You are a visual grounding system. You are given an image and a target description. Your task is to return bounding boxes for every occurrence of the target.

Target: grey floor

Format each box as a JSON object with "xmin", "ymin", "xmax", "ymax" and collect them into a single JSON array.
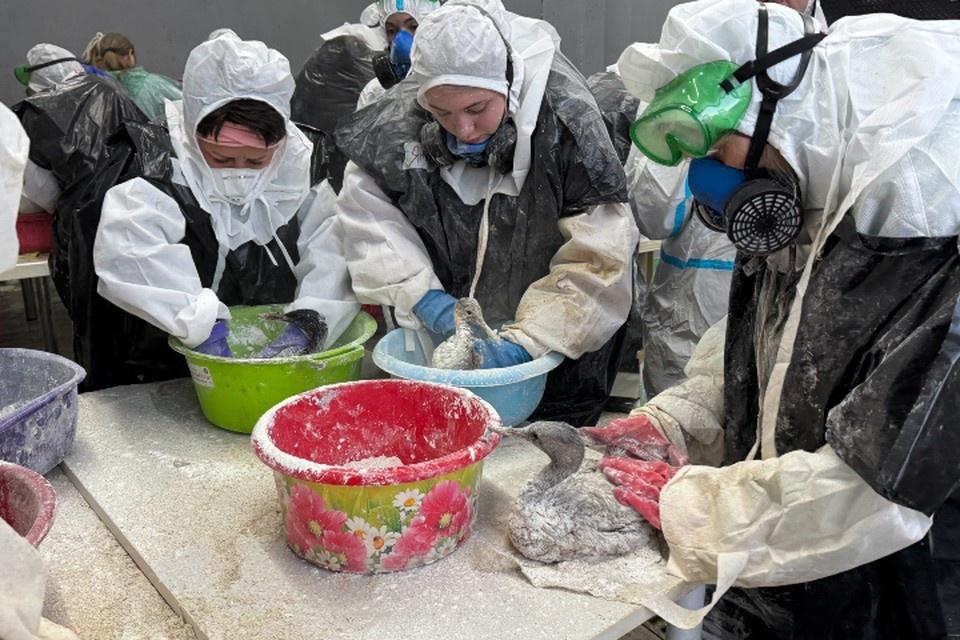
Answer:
[{"xmin": 0, "ymin": 278, "xmax": 73, "ymax": 355}]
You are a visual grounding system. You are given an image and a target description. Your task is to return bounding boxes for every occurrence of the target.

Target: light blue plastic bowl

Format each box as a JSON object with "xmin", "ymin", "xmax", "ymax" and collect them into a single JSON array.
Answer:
[{"xmin": 372, "ymin": 329, "xmax": 564, "ymax": 427}]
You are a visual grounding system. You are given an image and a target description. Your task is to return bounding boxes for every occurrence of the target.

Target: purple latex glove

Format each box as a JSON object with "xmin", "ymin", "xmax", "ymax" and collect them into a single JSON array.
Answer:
[
  {"xmin": 258, "ymin": 324, "xmax": 311, "ymax": 358},
  {"xmin": 193, "ymin": 319, "xmax": 232, "ymax": 357},
  {"xmin": 475, "ymin": 337, "xmax": 531, "ymax": 369}
]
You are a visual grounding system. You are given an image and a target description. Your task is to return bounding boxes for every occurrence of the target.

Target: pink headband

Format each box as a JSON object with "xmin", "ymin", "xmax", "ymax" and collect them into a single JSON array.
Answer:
[{"xmin": 197, "ymin": 121, "xmax": 280, "ymax": 149}]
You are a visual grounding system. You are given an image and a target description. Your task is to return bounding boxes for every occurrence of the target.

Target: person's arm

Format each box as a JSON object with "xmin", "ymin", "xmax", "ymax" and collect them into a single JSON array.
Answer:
[
  {"xmin": 659, "ymin": 446, "xmax": 932, "ymax": 588},
  {"xmin": 636, "ymin": 321, "xmax": 932, "ymax": 589},
  {"xmin": 19, "ymin": 160, "xmax": 59, "ymax": 214},
  {"xmin": 94, "ymin": 178, "xmax": 228, "ymax": 347},
  {"xmin": 1, "ymin": 106, "xmax": 28, "ymax": 271},
  {"xmin": 336, "ymin": 161, "xmax": 443, "ymax": 329},
  {"xmin": 287, "ymin": 179, "xmax": 361, "ymax": 348},
  {"xmin": 498, "ymin": 200, "xmax": 639, "ymax": 359},
  {"xmin": 624, "ymin": 141, "xmax": 691, "ymax": 241}
]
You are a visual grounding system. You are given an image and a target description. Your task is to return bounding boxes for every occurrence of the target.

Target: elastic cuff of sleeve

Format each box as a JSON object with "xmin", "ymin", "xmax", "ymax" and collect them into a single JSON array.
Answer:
[
  {"xmin": 176, "ymin": 289, "xmax": 227, "ymax": 348},
  {"xmin": 498, "ymin": 326, "xmax": 550, "ymax": 359}
]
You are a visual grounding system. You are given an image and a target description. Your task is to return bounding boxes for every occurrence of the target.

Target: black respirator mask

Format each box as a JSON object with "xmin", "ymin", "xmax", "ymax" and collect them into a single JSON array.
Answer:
[{"xmin": 688, "ymin": 7, "xmax": 824, "ymax": 255}]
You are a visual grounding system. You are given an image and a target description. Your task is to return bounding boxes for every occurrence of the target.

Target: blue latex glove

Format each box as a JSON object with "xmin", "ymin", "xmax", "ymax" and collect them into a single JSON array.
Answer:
[
  {"xmin": 193, "ymin": 319, "xmax": 232, "ymax": 357},
  {"xmin": 412, "ymin": 290, "xmax": 457, "ymax": 337},
  {"xmin": 258, "ymin": 324, "xmax": 310, "ymax": 359},
  {"xmin": 475, "ymin": 337, "xmax": 532, "ymax": 369}
]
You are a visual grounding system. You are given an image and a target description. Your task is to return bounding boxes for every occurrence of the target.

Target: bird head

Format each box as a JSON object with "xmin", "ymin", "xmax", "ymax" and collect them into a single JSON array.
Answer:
[
  {"xmin": 262, "ymin": 309, "xmax": 329, "ymax": 352},
  {"xmin": 454, "ymin": 297, "xmax": 498, "ymax": 340},
  {"xmin": 499, "ymin": 421, "xmax": 586, "ymax": 478}
]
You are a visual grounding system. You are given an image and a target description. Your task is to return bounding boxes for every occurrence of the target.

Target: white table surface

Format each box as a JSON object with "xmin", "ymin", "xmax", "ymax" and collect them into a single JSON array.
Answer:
[{"xmin": 56, "ymin": 378, "xmax": 679, "ymax": 640}]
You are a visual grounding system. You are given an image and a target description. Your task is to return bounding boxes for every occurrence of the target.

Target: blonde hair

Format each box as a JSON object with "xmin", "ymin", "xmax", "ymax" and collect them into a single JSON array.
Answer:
[{"xmin": 83, "ymin": 32, "xmax": 135, "ymax": 71}]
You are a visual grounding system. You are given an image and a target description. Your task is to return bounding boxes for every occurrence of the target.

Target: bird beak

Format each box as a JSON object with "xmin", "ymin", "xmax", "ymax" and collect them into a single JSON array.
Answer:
[
  {"xmin": 490, "ymin": 425, "xmax": 533, "ymax": 441},
  {"xmin": 483, "ymin": 325, "xmax": 499, "ymax": 341}
]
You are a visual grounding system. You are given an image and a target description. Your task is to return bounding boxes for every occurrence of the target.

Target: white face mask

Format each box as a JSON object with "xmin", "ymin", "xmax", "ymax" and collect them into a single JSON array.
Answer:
[{"xmin": 209, "ymin": 167, "xmax": 271, "ymax": 206}]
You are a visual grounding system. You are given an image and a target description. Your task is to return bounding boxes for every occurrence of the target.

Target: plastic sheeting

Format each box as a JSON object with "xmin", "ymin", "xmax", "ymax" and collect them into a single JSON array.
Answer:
[
  {"xmin": 336, "ymin": 51, "xmax": 630, "ymax": 425},
  {"xmin": 714, "ymin": 217, "xmax": 960, "ymax": 636},
  {"xmin": 291, "ymin": 34, "xmax": 378, "ymax": 190},
  {"xmin": 10, "ymin": 75, "xmax": 147, "ymax": 326},
  {"xmin": 586, "ymin": 70, "xmax": 640, "ymax": 165},
  {"xmin": 111, "ymin": 67, "xmax": 182, "ymax": 120}
]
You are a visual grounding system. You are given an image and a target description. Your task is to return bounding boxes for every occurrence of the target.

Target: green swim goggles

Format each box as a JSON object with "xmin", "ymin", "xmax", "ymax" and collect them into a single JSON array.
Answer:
[{"xmin": 630, "ymin": 7, "xmax": 826, "ymax": 167}]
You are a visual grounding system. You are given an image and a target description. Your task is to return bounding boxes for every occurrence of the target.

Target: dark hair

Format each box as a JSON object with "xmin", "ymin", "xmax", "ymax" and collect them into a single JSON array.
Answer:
[{"xmin": 196, "ymin": 99, "xmax": 286, "ymax": 147}]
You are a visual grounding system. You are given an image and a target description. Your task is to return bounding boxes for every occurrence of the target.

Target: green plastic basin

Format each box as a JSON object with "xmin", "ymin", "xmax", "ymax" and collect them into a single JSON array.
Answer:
[{"xmin": 169, "ymin": 306, "xmax": 377, "ymax": 433}]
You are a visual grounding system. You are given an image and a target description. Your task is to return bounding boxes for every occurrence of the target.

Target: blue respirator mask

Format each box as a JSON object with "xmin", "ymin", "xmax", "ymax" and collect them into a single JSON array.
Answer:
[{"xmin": 372, "ymin": 29, "xmax": 414, "ymax": 90}]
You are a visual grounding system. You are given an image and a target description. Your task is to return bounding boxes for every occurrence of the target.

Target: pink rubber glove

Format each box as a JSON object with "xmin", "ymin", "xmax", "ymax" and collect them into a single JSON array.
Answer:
[
  {"xmin": 581, "ymin": 414, "xmax": 689, "ymax": 466},
  {"xmin": 598, "ymin": 457, "xmax": 682, "ymax": 530}
]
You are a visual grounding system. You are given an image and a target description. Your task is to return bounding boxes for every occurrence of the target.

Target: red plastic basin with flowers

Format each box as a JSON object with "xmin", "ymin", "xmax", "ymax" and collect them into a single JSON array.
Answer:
[
  {"xmin": 251, "ymin": 379, "xmax": 501, "ymax": 573},
  {"xmin": 0, "ymin": 461, "xmax": 57, "ymax": 546}
]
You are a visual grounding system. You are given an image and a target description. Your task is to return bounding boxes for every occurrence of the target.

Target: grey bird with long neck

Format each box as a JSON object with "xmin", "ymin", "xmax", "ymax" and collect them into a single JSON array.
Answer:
[
  {"xmin": 501, "ymin": 421, "xmax": 655, "ymax": 563},
  {"xmin": 430, "ymin": 298, "xmax": 499, "ymax": 370}
]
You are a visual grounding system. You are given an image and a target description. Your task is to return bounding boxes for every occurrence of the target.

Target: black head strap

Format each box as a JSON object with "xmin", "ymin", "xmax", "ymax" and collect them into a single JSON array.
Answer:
[
  {"xmin": 25, "ymin": 57, "xmax": 79, "ymax": 73},
  {"xmin": 721, "ymin": 5, "xmax": 826, "ymax": 169}
]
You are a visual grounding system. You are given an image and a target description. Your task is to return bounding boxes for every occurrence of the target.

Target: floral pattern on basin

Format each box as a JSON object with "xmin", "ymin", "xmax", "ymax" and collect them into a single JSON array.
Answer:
[{"xmin": 276, "ymin": 461, "xmax": 484, "ymax": 573}]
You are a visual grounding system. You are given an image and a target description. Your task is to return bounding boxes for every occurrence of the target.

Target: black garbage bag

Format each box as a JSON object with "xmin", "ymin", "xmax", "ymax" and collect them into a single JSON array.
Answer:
[
  {"xmin": 336, "ymin": 52, "xmax": 631, "ymax": 425},
  {"xmin": 710, "ymin": 217, "xmax": 960, "ymax": 637},
  {"xmin": 586, "ymin": 70, "xmax": 641, "ymax": 165},
  {"xmin": 291, "ymin": 34, "xmax": 378, "ymax": 190},
  {"xmin": 12, "ymin": 75, "xmax": 148, "ymax": 315},
  {"xmin": 586, "ymin": 70, "xmax": 645, "ymax": 375},
  {"xmin": 821, "ymin": 0, "xmax": 960, "ymax": 21}
]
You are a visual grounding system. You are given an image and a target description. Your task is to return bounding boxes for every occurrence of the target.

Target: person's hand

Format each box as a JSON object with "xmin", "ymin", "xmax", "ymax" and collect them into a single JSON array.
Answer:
[
  {"xmin": 581, "ymin": 414, "xmax": 689, "ymax": 465},
  {"xmin": 258, "ymin": 324, "xmax": 310, "ymax": 358},
  {"xmin": 192, "ymin": 319, "xmax": 232, "ymax": 357},
  {"xmin": 476, "ymin": 337, "xmax": 531, "ymax": 369},
  {"xmin": 598, "ymin": 457, "xmax": 682, "ymax": 529},
  {"xmin": 257, "ymin": 309, "xmax": 327, "ymax": 358},
  {"xmin": 412, "ymin": 290, "xmax": 457, "ymax": 338}
]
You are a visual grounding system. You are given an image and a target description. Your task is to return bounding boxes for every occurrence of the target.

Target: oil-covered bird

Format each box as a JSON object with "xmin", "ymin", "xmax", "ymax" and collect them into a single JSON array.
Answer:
[
  {"xmin": 501, "ymin": 421, "xmax": 655, "ymax": 563},
  {"xmin": 431, "ymin": 298, "xmax": 499, "ymax": 370},
  {"xmin": 258, "ymin": 309, "xmax": 328, "ymax": 358}
]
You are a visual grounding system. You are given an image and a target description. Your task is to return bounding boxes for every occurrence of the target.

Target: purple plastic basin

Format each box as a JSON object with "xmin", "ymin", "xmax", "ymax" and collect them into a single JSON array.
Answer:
[
  {"xmin": 0, "ymin": 461, "xmax": 56, "ymax": 546},
  {"xmin": 0, "ymin": 349, "xmax": 86, "ymax": 475}
]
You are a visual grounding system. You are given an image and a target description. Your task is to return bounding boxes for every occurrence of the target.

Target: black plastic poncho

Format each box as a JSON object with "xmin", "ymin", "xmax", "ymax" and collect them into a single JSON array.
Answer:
[
  {"xmin": 336, "ymin": 52, "xmax": 631, "ymax": 426},
  {"xmin": 291, "ymin": 35, "xmax": 378, "ymax": 190},
  {"xmin": 707, "ymin": 217, "xmax": 960, "ymax": 638}
]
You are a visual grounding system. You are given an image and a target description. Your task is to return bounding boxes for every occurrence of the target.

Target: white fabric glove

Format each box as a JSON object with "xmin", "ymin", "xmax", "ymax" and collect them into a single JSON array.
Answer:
[
  {"xmin": 336, "ymin": 161, "xmax": 444, "ymax": 329},
  {"xmin": 1, "ymin": 104, "xmax": 29, "ymax": 273},
  {"xmin": 499, "ymin": 201, "xmax": 639, "ymax": 359},
  {"xmin": 95, "ymin": 178, "xmax": 228, "ymax": 348},
  {"xmin": 286, "ymin": 179, "xmax": 360, "ymax": 348}
]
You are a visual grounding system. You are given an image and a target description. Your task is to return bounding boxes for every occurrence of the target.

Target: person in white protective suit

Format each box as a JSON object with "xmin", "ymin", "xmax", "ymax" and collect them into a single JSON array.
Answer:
[
  {"xmin": 628, "ymin": 0, "xmax": 824, "ymax": 398},
  {"xmin": 581, "ymin": 0, "xmax": 960, "ymax": 637},
  {"xmin": 355, "ymin": 0, "xmax": 443, "ymax": 109},
  {"xmin": 0, "ymin": 104, "xmax": 29, "ymax": 272},
  {"xmin": 335, "ymin": 0, "xmax": 639, "ymax": 426},
  {"xmin": 94, "ymin": 31, "xmax": 358, "ymax": 380}
]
